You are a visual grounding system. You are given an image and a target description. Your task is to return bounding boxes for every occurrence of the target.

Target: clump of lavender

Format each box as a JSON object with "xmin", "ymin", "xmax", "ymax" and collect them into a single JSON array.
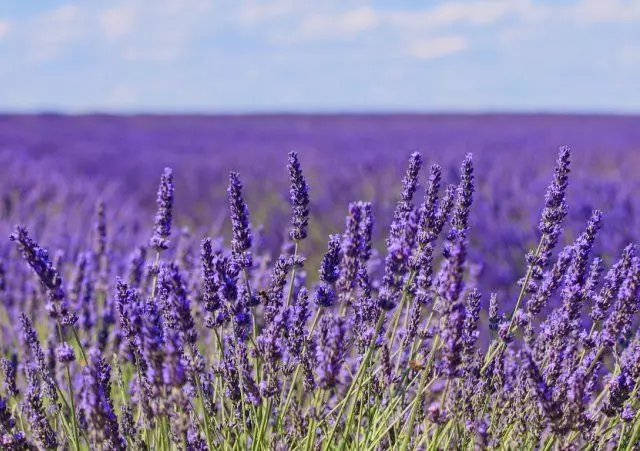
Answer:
[
  {"xmin": 287, "ymin": 151, "xmax": 310, "ymax": 243},
  {"xmin": 10, "ymin": 226, "xmax": 77, "ymax": 325},
  {"xmin": 314, "ymin": 234, "xmax": 342, "ymax": 307},
  {"xmin": 149, "ymin": 167, "xmax": 174, "ymax": 251},
  {"xmin": 2, "ymin": 147, "xmax": 640, "ymax": 450},
  {"xmin": 228, "ymin": 172, "xmax": 252, "ymax": 268}
]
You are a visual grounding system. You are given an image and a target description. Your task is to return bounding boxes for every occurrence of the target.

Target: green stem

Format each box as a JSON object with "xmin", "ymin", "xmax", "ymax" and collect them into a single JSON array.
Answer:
[
  {"xmin": 286, "ymin": 242, "xmax": 299, "ymax": 307},
  {"xmin": 323, "ymin": 314, "xmax": 385, "ymax": 450},
  {"xmin": 195, "ymin": 376, "xmax": 214, "ymax": 451},
  {"xmin": 57, "ymin": 321, "xmax": 80, "ymax": 450},
  {"xmin": 399, "ymin": 336, "xmax": 440, "ymax": 451}
]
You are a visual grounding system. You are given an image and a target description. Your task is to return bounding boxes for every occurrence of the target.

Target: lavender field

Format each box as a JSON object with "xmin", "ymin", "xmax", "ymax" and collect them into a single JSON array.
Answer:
[{"xmin": 1, "ymin": 114, "xmax": 640, "ymax": 449}]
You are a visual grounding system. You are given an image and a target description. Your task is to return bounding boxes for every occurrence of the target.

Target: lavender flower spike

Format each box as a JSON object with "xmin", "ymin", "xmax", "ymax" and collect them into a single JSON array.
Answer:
[
  {"xmin": 315, "ymin": 234, "xmax": 342, "ymax": 307},
  {"xmin": 150, "ymin": 167, "xmax": 174, "ymax": 251},
  {"xmin": 228, "ymin": 171, "xmax": 253, "ymax": 268},
  {"xmin": 81, "ymin": 349, "xmax": 126, "ymax": 450},
  {"xmin": 10, "ymin": 226, "xmax": 77, "ymax": 325},
  {"xmin": 526, "ymin": 147, "xmax": 571, "ymax": 288},
  {"xmin": 287, "ymin": 151, "xmax": 310, "ymax": 242}
]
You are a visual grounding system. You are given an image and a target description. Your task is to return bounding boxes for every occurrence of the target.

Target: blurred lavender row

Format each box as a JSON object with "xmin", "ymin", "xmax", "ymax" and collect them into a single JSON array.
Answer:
[{"xmin": 2, "ymin": 114, "xmax": 640, "ymax": 302}]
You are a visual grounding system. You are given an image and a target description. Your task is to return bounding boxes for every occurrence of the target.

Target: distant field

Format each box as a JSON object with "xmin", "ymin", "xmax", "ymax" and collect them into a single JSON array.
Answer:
[{"xmin": 1, "ymin": 113, "xmax": 640, "ymax": 298}]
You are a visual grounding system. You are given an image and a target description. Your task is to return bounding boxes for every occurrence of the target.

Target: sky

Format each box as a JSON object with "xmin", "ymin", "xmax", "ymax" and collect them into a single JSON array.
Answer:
[{"xmin": 0, "ymin": 0, "xmax": 639, "ymax": 113}]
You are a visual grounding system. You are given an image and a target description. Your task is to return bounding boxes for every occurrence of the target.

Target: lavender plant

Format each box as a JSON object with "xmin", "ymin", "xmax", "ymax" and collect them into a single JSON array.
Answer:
[{"xmin": 1, "ymin": 146, "xmax": 640, "ymax": 451}]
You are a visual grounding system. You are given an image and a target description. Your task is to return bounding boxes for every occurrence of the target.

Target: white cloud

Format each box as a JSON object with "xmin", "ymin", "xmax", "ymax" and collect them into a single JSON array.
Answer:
[
  {"xmin": 572, "ymin": 0, "xmax": 640, "ymax": 24},
  {"xmin": 408, "ymin": 35, "xmax": 468, "ymax": 60},
  {"xmin": 0, "ymin": 20, "xmax": 10, "ymax": 40},
  {"xmin": 237, "ymin": 0, "xmax": 298, "ymax": 24},
  {"xmin": 299, "ymin": 7, "xmax": 379, "ymax": 38},
  {"xmin": 106, "ymin": 84, "xmax": 137, "ymax": 107},
  {"xmin": 27, "ymin": 5, "xmax": 86, "ymax": 61},
  {"xmin": 100, "ymin": 7, "xmax": 136, "ymax": 39},
  {"xmin": 387, "ymin": 1, "xmax": 522, "ymax": 30}
]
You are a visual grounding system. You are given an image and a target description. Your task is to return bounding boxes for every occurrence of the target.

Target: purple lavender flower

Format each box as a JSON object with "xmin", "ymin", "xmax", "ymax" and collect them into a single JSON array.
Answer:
[
  {"xmin": 316, "ymin": 315, "xmax": 347, "ymax": 389},
  {"xmin": 126, "ymin": 245, "xmax": 147, "ymax": 288},
  {"xmin": 488, "ymin": 293, "xmax": 500, "ymax": 332},
  {"xmin": 81, "ymin": 349, "xmax": 126, "ymax": 450},
  {"xmin": 228, "ymin": 171, "xmax": 253, "ymax": 268},
  {"xmin": 436, "ymin": 154, "xmax": 474, "ymax": 305},
  {"xmin": 525, "ymin": 147, "xmax": 571, "ymax": 290},
  {"xmin": 149, "ymin": 167, "xmax": 174, "ymax": 251},
  {"xmin": 314, "ymin": 234, "xmax": 342, "ymax": 308},
  {"xmin": 388, "ymin": 152, "xmax": 423, "ymax": 246},
  {"xmin": 55, "ymin": 342, "xmax": 75, "ymax": 363},
  {"xmin": 19, "ymin": 314, "xmax": 58, "ymax": 412},
  {"xmin": 23, "ymin": 366, "xmax": 57, "ymax": 450},
  {"xmin": 527, "ymin": 245, "xmax": 573, "ymax": 316},
  {"xmin": 412, "ymin": 166, "xmax": 456, "ymax": 304},
  {"xmin": 0, "ymin": 355, "xmax": 18, "ymax": 398},
  {"xmin": 289, "ymin": 288, "xmax": 310, "ymax": 359},
  {"xmin": 560, "ymin": 210, "xmax": 602, "ymax": 323},
  {"xmin": 591, "ymin": 244, "xmax": 636, "ymax": 322},
  {"xmin": 440, "ymin": 299, "xmax": 466, "ymax": 378},
  {"xmin": 359, "ymin": 202, "xmax": 374, "ymax": 265},
  {"xmin": 379, "ymin": 153, "xmax": 424, "ymax": 310},
  {"xmin": 93, "ymin": 199, "xmax": 107, "ymax": 258},
  {"xmin": 10, "ymin": 226, "xmax": 77, "ymax": 325},
  {"xmin": 200, "ymin": 237, "xmax": 222, "ymax": 315},
  {"xmin": 115, "ymin": 279, "xmax": 148, "ymax": 375},
  {"xmin": 262, "ymin": 255, "xmax": 294, "ymax": 325},
  {"xmin": 287, "ymin": 151, "xmax": 310, "ymax": 242},
  {"xmin": 463, "ymin": 289, "xmax": 481, "ymax": 352},
  {"xmin": 158, "ymin": 262, "xmax": 197, "ymax": 346},
  {"xmin": 337, "ymin": 202, "xmax": 364, "ymax": 296},
  {"xmin": 0, "ymin": 397, "xmax": 16, "ymax": 431},
  {"xmin": 600, "ymin": 256, "xmax": 640, "ymax": 348}
]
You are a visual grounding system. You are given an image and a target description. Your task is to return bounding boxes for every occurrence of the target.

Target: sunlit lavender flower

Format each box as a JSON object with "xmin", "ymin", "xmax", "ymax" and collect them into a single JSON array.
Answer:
[
  {"xmin": 527, "ymin": 245, "xmax": 573, "ymax": 316},
  {"xmin": 126, "ymin": 245, "xmax": 147, "ymax": 288},
  {"xmin": 436, "ymin": 154, "xmax": 474, "ymax": 305},
  {"xmin": 463, "ymin": 289, "xmax": 481, "ymax": 351},
  {"xmin": 561, "ymin": 210, "xmax": 602, "ymax": 322},
  {"xmin": 200, "ymin": 237, "xmax": 222, "ymax": 315},
  {"xmin": 289, "ymin": 288, "xmax": 310, "ymax": 359},
  {"xmin": 315, "ymin": 234, "xmax": 342, "ymax": 307},
  {"xmin": 115, "ymin": 279, "xmax": 147, "ymax": 374},
  {"xmin": 10, "ymin": 226, "xmax": 77, "ymax": 325},
  {"xmin": 0, "ymin": 355, "xmax": 18, "ymax": 398},
  {"xmin": 591, "ymin": 244, "xmax": 636, "ymax": 322},
  {"xmin": 20, "ymin": 314, "xmax": 58, "ymax": 412},
  {"xmin": 228, "ymin": 171, "xmax": 252, "ymax": 268},
  {"xmin": 55, "ymin": 342, "xmax": 75, "ymax": 363},
  {"xmin": 0, "ymin": 397, "xmax": 15, "ymax": 430},
  {"xmin": 158, "ymin": 262, "xmax": 197, "ymax": 346},
  {"xmin": 23, "ymin": 366, "xmax": 57, "ymax": 450},
  {"xmin": 440, "ymin": 299, "xmax": 466, "ymax": 378},
  {"xmin": 288, "ymin": 151, "xmax": 310, "ymax": 242},
  {"xmin": 526, "ymin": 147, "xmax": 571, "ymax": 290},
  {"xmin": 81, "ymin": 349, "xmax": 126, "ymax": 450},
  {"xmin": 388, "ymin": 152, "xmax": 423, "ymax": 245},
  {"xmin": 359, "ymin": 202, "xmax": 374, "ymax": 265},
  {"xmin": 412, "ymin": 166, "xmax": 455, "ymax": 304},
  {"xmin": 488, "ymin": 293, "xmax": 499, "ymax": 332},
  {"xmin": 262, "ymin": 254, "xmax": 294, "ymax": 324},
  {"xmin": 600, "ymin": 256, "xmax": 640, "ymax": 348},
  {"xmin": 149, "ymin": 167, "xmax": 174, "ymax": 251},
  {"xmin": 379, "ymin": 153, "xmax": 424, "ymax": 310},
  {"xmin": 316, "ymin": 315, "xmax": 347, "ymax": 389},
  {"xmin": 337, "ymin": 202, "xmax": 364, "ymax": 296},
  {"xmin": 93, "ymin": 199, "xmax": 107, "ymax": 258}
]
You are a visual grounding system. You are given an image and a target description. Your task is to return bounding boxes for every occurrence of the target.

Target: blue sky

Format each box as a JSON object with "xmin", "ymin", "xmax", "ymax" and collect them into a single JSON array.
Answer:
[{"xmin": 0, "ymin": 0, "xmax": 639, "ymax": 113}]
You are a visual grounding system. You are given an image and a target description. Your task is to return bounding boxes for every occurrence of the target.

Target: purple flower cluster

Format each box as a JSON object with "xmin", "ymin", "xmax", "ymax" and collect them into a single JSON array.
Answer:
[{"xmin": 1, "ymin": 145, "xmax": 640, "ymax": 450}]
